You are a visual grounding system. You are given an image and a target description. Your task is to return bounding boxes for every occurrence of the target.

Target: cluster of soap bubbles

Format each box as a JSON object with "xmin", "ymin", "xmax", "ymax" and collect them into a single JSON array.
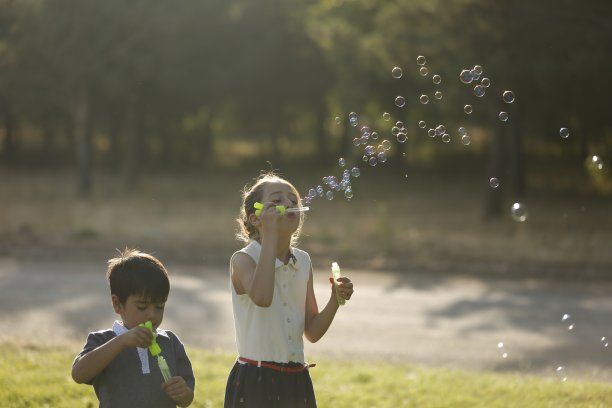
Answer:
[
  {"xmin": 328, "ymin": 56, "xmax": 604, "ymax": 230},
  {"xmin": 321, "ymin": 109, "xmax": 397, "ymax": 203},
  {"xmin": 302, "ymin": 167, "xmax": 361, "ymax": 205}
]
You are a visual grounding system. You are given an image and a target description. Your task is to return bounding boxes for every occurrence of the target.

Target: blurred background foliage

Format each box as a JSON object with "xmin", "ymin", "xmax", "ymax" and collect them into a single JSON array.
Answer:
[{"xmin": 0, "ymin": 0, "xmax": 610, "ymax": 204}]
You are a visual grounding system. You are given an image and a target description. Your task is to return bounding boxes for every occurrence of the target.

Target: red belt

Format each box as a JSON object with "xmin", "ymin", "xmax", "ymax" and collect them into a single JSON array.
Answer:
[{"xmin": 238, "ymin": 357, "xmax": 315, "ymax": 373}]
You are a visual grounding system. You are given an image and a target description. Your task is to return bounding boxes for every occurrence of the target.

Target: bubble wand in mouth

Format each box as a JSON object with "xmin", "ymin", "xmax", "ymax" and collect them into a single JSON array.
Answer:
[
  {"xmin": 139, "ymin": 321, "xmax": 172, "ymax": 382},
  {"xmin": 254, "ymin": 202, "xmax": 310, "ymax": 217}
]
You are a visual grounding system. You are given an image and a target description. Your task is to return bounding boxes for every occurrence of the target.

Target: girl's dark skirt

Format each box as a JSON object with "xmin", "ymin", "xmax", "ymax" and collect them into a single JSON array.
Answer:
[{"xmin": 224, "ymin": 360, "xmax": 317, "ymax": 408}]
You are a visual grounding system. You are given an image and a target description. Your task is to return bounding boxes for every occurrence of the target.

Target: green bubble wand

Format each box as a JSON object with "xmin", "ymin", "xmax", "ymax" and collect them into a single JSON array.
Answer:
[
  {"xmin": 254, "ymin": 202, "xmax": 310, "ymax": 217},
  {"xmin": 139, "ymin": 321, "xmax": 172, "ymax": 382},
  {"xmin": 331, "ymin": 262, "xmax": 346, "ymax": 306}
]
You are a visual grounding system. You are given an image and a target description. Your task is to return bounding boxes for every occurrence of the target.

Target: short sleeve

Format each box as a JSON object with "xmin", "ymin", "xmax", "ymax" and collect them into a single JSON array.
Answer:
[
  {"xmin": 72, "ymin": 330, "xmax": 116, "ymax": 385},
  {"xmin": 168, "ymin": 331, "xmax": 196, "ymax": 391}
]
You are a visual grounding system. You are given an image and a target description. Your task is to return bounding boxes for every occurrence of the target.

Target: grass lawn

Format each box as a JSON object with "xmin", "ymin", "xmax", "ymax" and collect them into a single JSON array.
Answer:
[{"xmin": 1, "ymin": 341, "xmax": 611, "ymax": 408}]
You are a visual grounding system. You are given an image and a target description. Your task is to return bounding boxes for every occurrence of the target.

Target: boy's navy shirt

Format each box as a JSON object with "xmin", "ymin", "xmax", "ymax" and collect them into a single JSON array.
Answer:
[{"xmin": 73, "ymin": 326, "xmax": 195, "ymax": 408}]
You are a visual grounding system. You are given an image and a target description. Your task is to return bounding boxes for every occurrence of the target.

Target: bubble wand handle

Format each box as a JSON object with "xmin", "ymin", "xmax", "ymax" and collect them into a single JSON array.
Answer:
[
  {"xmin": 139, "ymin": 321, "xmax": 173, "ymax": 382},
  {"xmin": 157, "ymin": 355, "xmax": 173, "ymax": 382},
  {"xmin": 331, "ymin": 262, "xmax": 346, "ymax": 306}
]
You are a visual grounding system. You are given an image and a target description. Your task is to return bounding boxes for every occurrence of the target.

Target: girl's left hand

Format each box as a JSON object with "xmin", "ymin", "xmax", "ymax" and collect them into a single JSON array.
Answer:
[{"xmin": 330, "ymin": 276, "xmax": 354, "ymax": 301}]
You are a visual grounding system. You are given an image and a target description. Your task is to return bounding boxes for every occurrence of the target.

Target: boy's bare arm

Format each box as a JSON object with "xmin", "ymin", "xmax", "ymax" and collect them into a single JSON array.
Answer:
[{"xmin": 72, "ymin": 326, "xmax": 152, "ymax": 384}]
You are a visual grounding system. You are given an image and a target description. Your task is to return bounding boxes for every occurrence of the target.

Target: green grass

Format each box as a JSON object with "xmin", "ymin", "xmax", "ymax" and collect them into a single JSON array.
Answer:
[{"xmin": 1, "ymin": 342, "xmax": 612, "ymax": 407}]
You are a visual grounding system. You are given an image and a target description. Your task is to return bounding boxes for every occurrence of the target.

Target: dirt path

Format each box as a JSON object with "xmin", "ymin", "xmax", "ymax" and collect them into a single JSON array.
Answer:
[{"xmin": 1, "ymin": 257, "xmax": 611, "ymax": 381}]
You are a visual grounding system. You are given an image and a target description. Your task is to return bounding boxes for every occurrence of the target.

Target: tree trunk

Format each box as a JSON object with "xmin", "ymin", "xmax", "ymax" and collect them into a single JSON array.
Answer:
[
  {"xmin": 107, "ymin": 108, "xmax": 123, "ymax": 174},
  {"xmin": 508, "ymin": 105, "xmax": 525, "ymax": 200},
  {"xmin": 124, "ymin": 94, "xmax": 144, "ymax": 189},
  {"xmin": 74, "ymin": 85, "xmax": 92, "ymax": 197},
  {"xmin": 484, "ymin": 129, "xmax": 505, "ymax": 219},
  {"xmin": 2, "ymin": 109, "xmax": 16, "ymax": 163}
]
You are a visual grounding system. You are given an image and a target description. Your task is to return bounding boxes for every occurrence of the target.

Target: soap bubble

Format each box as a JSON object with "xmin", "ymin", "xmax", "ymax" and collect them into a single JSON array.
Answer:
[
  {"xmin": 361, "ymin": 126, "xmax": 371, "ymax": 137},
  {"xmin": 416, "ymin": 55, "xmax": 427, "ymax": 65},
  {"xmin": 364, "ymin": 145, "xmax": 376, "ymax": 156},
  {"xmin": 418, "ymin": 120, "xmax": 426, "ymax": 129},
  {"xmin": 556, "ymin": 366, "xmax": 568, "ymax": 382},
  {"xmin": 561, "ymin": 313, "xmax": 575, "ymax": 330},
  {"xmin": 511, "ymin": 202, "xmax": 528, "ymax": 222},
  {"xmin": 396, "ymin": 133, "xmax": 407, "ymax": 143},
  {"xmin": 362, "ymin": 155, "xmax": 368, "ymax": 162},
  {"xmin": 464, "ymin": 104, "xmax": 473, "ymax": 114},
  {"xmin": 590, "ymin": 155, "xmax": 603, "ymax": 170},
  {"xmin": 419, "ymin": 66, "xmax": 429, "ymax": 76},
  {"xmin": 352, "ymin": 138, "xmax": 361, "ymax": 147},
  {"xmin": 497, "ymin": 342, "xmax": 509, "ymax": 359},
  {"xmin": 461, "ymin": 135, "xmax": 471, "ymax": 145},
  {"xmin": 381, "ymin": 139, "xmax": 392, "ymax": 150},
  {"xmin": 460, "ymin": 70, "xmax": 473, "ymax": 84},
  {"xmin": 432, "ymin": 74, "xmax": 441, "ymax": 84},
  {"xmin": 441, "ymin": 133, "xmax": 451, "ymax": 143},
  {"xmin": 481, "ymin": 78, "xmax": 491, "ymax": 87},
  {"xmin": 458, "ymin": 127, "xmax": 467, "ymax": 136},
  {"xmin": 601, "ymin": 337, "xmax": 609, "ymax": 348},
  {"xmin": 344, "ymin": 189, "xmax": 354, "ymax": 199},
  {"xmin": 489, "ymin": 177, "xmax": 500, "ymax": 188},
  {"xmin": 395, "ymin": 96, "xmax": 406, "ymax": 107},
  {"xmin": 434, "ymin": 91, "xmax": 443, "ymax": 100},
  {"xmin": 316, "ymin": 185, "xmax": 324, "ymax": 196},
  {"xmin": 391, "ymin": 66, "xmax": 403, "ymax": 79},
  {"xmin": 435, "ymin": 124, "xmax": 446, "ymax": 135},
  {"xmin": 559, "ymin": 127, "xmax": 570, "ymax": 139},
  {"xmin": 368, "ymin": 157, "xmax": 378, "ymax": 166},
  {"xmin": 474, "ymin": 85, "xmax": 486, "ymax": 97},
  {"xmin": 302, "ymin": 196, "xmax": 312, "ymax": 205},
  {"xmin": 395, "ymin": 120, "xmax": 404, "ymax": 128},
  {"xmin": 499, "ymin": 111, "xmax": 509, "ymax": 122},
  {"xmin": 335, "ymin": 116, "xmax": 341, "ymax": 124},
  {"xmin": 420, "ymin": 94, "xmax": 429, "ymax": 104},
  {"xmin": 473, "ymin": 65, "xmax": 483, "ymax": 75},
  {"xmin": 502, "ymin": 90, "xmax": 515, "ymax": 103},
  {"xmin": 377, "ymin": 151, "xmax": 388, "ymax": 162},
  {"xmin": 325, "ymin": 191, "xmax": 334, "ymax": 201},
  {"xmin": 427, "ymin": 128, "xmax": 436, "ymax": 137},
  {"xmin": 382, "ymin": 112, "xmax": 391, "ymax": 121},
  {"xmin": 470, "ymin": 68, "xmax": 481, "ymax": 81},
  {"xmin": 349, "ymin": 112, "xmax": 358, "ymax": 127},
  {"xmin": 338, "ymin": 157, "xmax": 346, "ymax": 167},
  {"xmin": 308, "ymin": 188, "xmax": 316, "ymax": 197},
  {"xmin": 391, "ymin": 126, "xmax": 400, "ymax": 136},
  {"xmin": 350, "ymin": 167, "xmax": 360, "ymax": 177},
  {"xmin": 371, "ymin": 131, "xmax": 379, "ymax": 140}
]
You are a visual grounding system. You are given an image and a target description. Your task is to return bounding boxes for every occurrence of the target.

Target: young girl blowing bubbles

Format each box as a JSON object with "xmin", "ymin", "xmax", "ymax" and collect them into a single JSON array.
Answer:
[{"xmin": 224, "ymin": 172, "xmax": 354, "ymax": 408}]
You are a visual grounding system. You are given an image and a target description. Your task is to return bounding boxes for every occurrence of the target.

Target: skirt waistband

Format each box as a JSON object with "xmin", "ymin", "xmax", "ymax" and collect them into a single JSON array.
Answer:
[{"xmin": 237, "ymin": 357, "xmax": 316, "ymax": 373}]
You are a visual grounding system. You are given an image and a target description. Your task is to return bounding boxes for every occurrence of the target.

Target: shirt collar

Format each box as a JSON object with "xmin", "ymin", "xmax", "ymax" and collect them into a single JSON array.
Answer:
[
  {"xmin": 112, "ymin": 320, "xmax": 169, "ymax": 338},
  {"xmin": 249, "ymin": 240, "xmax": 298, "ymax": 270}
]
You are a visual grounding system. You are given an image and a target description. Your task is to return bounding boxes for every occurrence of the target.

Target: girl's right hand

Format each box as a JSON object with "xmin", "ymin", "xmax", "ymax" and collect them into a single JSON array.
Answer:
[
  {"xmin": 257, "ymin": 201, "xmax": 283, "ymax": 234},
  {"xmin": 119, "ymin": 326, "xmax": 153, "ymax": 349}
]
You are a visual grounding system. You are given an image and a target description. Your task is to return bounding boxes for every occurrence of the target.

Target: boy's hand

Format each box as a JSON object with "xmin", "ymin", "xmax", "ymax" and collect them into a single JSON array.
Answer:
[
  {"xmin": 162, "ymin": 376, "xmax": 194, "ymax": 406},
  {"xmin": 119, "ymin": 326, "xmax": 153, "ymax": 349},
  {"xmin": 329, "ymin": 276, "xmax": 354, "ymax": 301}
]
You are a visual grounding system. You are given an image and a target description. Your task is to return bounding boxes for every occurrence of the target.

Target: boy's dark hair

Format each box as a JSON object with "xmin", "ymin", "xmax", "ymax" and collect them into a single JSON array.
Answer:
[{"xmin": 106, "ymin": 248, "xmax": 170, "ymax": 305}]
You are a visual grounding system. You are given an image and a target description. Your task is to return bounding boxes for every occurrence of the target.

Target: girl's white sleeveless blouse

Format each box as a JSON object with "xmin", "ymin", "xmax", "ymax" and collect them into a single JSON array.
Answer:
[{"xmin": 230, "ymin": 240, "xmax": 311, "ymax": 363}]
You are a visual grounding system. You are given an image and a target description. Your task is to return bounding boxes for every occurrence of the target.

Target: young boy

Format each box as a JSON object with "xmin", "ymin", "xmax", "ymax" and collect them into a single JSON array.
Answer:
[{"xmin": 72, "ymin": 249, "xmax": 195, "ymax": 407}]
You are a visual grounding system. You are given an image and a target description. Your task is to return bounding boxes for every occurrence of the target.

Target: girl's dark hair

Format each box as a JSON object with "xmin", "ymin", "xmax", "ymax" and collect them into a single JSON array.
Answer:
[
  {"xmin": 106, "ymin": 248, "xmax": 170, "ymax": 305},
  {"xmin": 235, "ymin": 171, "xmax": 304, "ymax": 247}
]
